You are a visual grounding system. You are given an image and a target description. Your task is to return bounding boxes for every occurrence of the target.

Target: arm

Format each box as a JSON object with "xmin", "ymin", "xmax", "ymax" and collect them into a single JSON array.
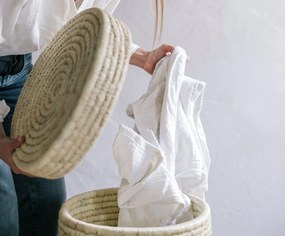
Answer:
[
  {"xmin": 0, "ymin": 125, "xmax": 27, "ymax": 175},
  {"xmin": 130, "ymin": 44, "xmax": 175, "ymax": 74},
  {"xmin": 0, "ymin": 101, "xmax": 31, "ymax": 175}
]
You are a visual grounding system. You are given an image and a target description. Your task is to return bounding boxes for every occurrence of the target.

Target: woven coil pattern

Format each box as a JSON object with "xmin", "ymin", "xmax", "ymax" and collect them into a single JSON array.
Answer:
[
  {"xmin": 58, "ymin": 188, "xmax": 212, "ymax": 236},
  {"xmin": 11, "ymin": 8, "xmax": 131, "ymax": 179}
]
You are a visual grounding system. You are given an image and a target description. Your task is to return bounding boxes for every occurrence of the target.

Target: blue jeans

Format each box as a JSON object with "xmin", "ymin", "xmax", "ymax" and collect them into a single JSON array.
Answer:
[{"xmin": 0, "ymin": 54, "xmax": 66, "ymax": 236}]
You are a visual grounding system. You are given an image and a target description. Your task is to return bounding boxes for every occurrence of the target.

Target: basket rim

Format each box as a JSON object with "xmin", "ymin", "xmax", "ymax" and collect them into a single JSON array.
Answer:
[{"xmin": 59, "ymin": 188, "xmax": 211, "ymax": 233}]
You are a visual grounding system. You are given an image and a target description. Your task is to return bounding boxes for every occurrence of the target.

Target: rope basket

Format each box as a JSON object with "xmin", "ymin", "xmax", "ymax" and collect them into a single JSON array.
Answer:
[
  {"xmin": 11, "ymin": 8, "xmax": 131, "ymax": 179},
  {"xmin": 59, "ymin": 188, "xmax": 212, "ymax": 236}
]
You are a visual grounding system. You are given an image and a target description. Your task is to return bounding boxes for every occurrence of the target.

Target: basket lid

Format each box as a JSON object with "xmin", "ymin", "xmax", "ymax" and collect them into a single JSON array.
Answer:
[{"xmin": 11, "ymin": 8, "xmax": 131, "ymax": 179}]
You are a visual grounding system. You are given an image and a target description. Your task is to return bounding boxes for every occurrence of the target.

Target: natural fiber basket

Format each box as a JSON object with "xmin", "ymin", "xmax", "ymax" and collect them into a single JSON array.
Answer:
[
  {"xmin": 58, "ymin": 188, "xmax": 212, "ymax": 236},
  {"xmin": 11, "ymin": 8, "xmax": 131, "ymax": 179}
]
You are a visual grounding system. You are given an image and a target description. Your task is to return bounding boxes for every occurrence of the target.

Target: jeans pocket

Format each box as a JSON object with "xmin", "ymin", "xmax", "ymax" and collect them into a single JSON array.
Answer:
[{"xmin": 0, "ymin": 54, "xmax": 32, "ymax": 88}]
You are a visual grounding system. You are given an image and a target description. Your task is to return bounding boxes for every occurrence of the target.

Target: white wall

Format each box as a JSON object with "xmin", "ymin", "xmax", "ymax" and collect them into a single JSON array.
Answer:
[{"xmin": 65, "ymin": 1, "xmax": 285, "ymax": 235}]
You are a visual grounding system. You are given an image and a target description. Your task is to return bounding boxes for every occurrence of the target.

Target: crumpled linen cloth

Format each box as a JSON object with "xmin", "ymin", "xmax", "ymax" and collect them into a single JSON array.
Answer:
[
  {"xmin": 113, "ymin": 47, "xmax": 210, "ymax": 227},
  {"xmin": 0, "ymin": 100, "xmax": 10, "ymax": 123}
]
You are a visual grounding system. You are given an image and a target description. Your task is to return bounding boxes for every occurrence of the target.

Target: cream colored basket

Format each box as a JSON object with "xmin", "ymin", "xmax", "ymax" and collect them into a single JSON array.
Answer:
[{"xmin": 59, "ymin": 188, "xmax": 212, "ymax": 236}]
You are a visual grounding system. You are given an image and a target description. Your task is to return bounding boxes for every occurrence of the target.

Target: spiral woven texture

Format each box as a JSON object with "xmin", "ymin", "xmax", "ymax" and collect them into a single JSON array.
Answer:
[
  {"xmin": 58, "ymin": 188, "xmax": 212, "ymax": 236},
  {"xmin": 11, "ymin": 8, "xmax": 131, "ymax": 179}
]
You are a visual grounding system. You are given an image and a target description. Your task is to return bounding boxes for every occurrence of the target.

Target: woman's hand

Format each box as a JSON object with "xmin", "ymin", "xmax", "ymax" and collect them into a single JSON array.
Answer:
[
  {"xmin": 0, "ymin": 124, "xmax": 32, "ymax": 176},
  {"xmin": 130, "ymin": 44, "xmax": 175, "ymax": 74},
  {"xmin": 0, "ymin": 136, "xmax": 31, "ymax": 175}
]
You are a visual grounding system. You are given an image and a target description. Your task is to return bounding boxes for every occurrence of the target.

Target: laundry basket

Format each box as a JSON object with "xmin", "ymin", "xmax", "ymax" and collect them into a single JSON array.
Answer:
[{"xmin": 58, "ymin": 188, "xmax": 212, "ymax": 236}]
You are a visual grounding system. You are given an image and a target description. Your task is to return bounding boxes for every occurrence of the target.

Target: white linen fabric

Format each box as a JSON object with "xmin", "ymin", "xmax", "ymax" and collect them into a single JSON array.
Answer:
[
  {"xmin": 78, "ymin": 0, "xmax": 120, "ymax": 14},
  {"xmin": 114, "ymin": 125, "xmax": 192, "ymax": 227},
  {"xmin": 0, "ymin": 0, "xmax": 138, "ymax": 56},
  {"xmin": 0, "ymin": 100, "xmax": 10, "ymax": 122},
  {"xmin": 113, "ymin": 47, "xmax": 210, "ymax": 227}
]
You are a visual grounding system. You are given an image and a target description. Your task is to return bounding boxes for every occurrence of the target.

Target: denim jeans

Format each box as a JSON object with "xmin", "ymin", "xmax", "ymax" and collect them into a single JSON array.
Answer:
[{"xmin": 0, "ymin": 54, "xmax": 66, "ymax": 236}]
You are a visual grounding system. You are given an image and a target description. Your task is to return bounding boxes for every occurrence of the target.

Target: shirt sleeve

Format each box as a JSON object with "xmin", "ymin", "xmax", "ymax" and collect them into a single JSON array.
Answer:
[
  {"xmin": 130, "ymin": 43, "xmax": 139, "ymax": 56},
  {"xmin": 78, "ymin": 0, "xmax": 120, "ymax": 14},
  {"xmin": 0, "ymin": 0, "xmax": 139, "ymax": 56},
  {"xmin": 0, "ymin": 0, "xmax": 77, "ymax": 56}
]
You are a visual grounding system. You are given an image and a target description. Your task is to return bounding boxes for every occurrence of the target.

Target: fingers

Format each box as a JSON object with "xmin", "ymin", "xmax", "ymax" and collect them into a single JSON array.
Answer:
[
  {"xmin": 160, "ymin": 44, "xmax": 190, "ymax": 63},
  {"xmin": 11, "ymin": 163, "xmax": 34, "ymax": 177},
  {"xmin": 144, "ymin": 44, "xmax": 190, "ymax": 74},
  {"xmin": 9, "ymin": 155, "xmax": 34, "ymax": 177},
  {"xmin": 0, "ymin": 135, "xmax": 33, "ymax": 176},
  {"xmin": 6, "ymin": 136, "xmax": 34, "ymax": 176},
  {"xmin": 8, "ymin": 136, "xmax": 25, "ymax": 149},
  {"xmin": 10, "ymin": 161, "xmax": 22, "ymax": 175},
  {"xmin": 160, "ymin": 44, "xmax": 174, "ymax": 54}
]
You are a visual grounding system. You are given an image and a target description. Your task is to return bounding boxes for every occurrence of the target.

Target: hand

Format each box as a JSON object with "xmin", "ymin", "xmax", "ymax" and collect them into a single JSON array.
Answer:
[
  {"xmin": 0, "ymin": 135, "xmax": 32, "ymax": 176},
  {"xmin": 130, "ymin": 44, "xmax": 175, "ymax": 74},
  {"xmin": 143, "ymin": 44, "xmax": 175, "ymax": 74}
]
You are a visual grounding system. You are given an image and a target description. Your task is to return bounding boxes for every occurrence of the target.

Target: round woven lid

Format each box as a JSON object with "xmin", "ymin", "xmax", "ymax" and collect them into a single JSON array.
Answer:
[{"xmin": 11, "ymin": 8, "xmax": 131, "ymax": 179}]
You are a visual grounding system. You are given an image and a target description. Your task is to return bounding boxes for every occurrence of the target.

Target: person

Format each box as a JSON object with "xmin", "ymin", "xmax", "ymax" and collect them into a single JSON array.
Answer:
[{"xmin": 0, "ymin": 0, "xmax": 174, "ymax": 235}]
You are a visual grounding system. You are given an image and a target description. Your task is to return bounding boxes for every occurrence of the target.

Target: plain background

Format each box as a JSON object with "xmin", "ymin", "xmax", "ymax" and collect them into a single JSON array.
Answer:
[{"xmin": 65, "ymin": 1, "xmax": 285, "ymax": 235}]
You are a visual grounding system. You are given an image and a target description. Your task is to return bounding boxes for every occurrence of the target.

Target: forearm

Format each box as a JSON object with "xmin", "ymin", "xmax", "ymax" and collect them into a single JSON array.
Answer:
[{"xmin": 129, "ymin": 48, "xmax": 149, "ymax": 70}]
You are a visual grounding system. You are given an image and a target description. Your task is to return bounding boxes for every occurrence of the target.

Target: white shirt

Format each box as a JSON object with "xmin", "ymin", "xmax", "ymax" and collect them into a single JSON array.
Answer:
[{"xmin": 0, "ymin": 0, "xmax": 138, "ymax": 56}]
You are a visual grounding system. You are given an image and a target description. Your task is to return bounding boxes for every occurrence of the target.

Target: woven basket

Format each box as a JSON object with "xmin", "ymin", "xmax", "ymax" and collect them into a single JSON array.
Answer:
[
  {"xmin": 11, "ymin": 8, "xmax": 131, "ymax": 179},
  {"xmin": 58, "ymin": 188, "xmax": 212, "ymax": 236}
]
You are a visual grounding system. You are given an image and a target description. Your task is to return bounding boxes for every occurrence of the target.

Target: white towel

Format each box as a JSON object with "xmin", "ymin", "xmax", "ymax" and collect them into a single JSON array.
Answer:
[{"xmin": 113, "ymin": 47, "xmax": 210, "ymax": 227}]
